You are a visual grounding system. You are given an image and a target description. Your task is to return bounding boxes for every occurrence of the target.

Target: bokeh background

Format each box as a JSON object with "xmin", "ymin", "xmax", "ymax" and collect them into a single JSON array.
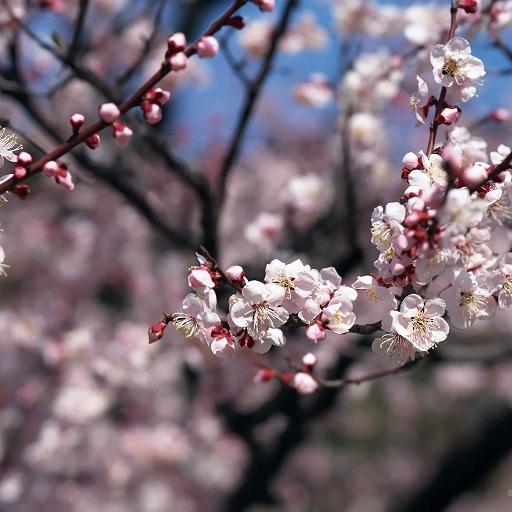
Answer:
[{"xmin": 1, "ymin": 0, "xmax": 512, "ymax": 511}]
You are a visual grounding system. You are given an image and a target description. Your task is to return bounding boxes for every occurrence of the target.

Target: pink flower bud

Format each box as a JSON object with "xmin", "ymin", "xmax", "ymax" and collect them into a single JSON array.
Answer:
[
  {"xmin": 13, "ymin": 183, "xmax": 30, "ymax": 199},
  {"xmin": 17, "ymin": 152, "xmax": 32, "ymax": 167},
  {"xmin": 402, "ymin": 152, "xmax": 418, "ymax": 170},
  {"xmin": 226, "ymin": 265, "xmax": 246, "ymax": 285},
  {"xmin": 14, "ymin": 166, "xmax": 27, "ymax": 179},
  {"xmin": 489, "ymin": 108, "xmax": 510, "ymax": 122},
  {"xmin": 69, "ymin": 113, "xmax": 85, "ymax": 131},
  {"xmin": 148, "ymin": 321, "xmax": 167, "ymax": 344},
  {"xmin": 169, "ymin": 52, "xmax": 188, "ymax": 71},
  {"xmin": 462, "ymin": 163, "xmax": 487, "ymax": 186},
  {"xmin": 306, "ymin": 323, "xmax": 326, "ymax": 343},
  {"xmin": 85, "ymin": 133, "xmax": 101, "ymax": 150},
  {"xmin": 197, "ymin": 36, "xmax": 219, "ymax": 58},
  {"xmin": 152, "ymin": 88, "xmax": 171, "ymax": 106},
  {"xmin": 113, "ymin": 122, "xmax": 133, "ymax": 147},
  {"xmin": 302, "ymin": 352, "xmax": 317, "ymax": 372},
  {"xmin": 458, "ymin": 0, "xmax": 479, "ymax": 14},
  {"xmin": 43, "ymin": 160, "xmax": 59, "ymax": 177},
  {"xmin": 252, "ymin": 0, "xmax": 275, "ymax": 12},
  {"xmin": 438, "ymin": 106, "xmax": 461, "ymax": 125},
  {"xmin": 55, "ymin": 169, "xmax": 75, "ymax": 191},
  {"xmin": 167, "ymin": 33, "xmax": 187, "ymax": 53},
  {"xmin": 254, "ymin": 368, "xmax": 276, "ymax": 383},
  {"xmin": 188, "ymin": 268, "xmax": 215, "ymax": 290},
  {"xmin": 143, "ymin": 103, "xmax": 162, "ymax": 125},
  {"xmin": 99, "ymin": 102, "xmax": 121, "ymax": 123},
  {"xmin": 293, "ymin": 372, "xmax": 318, "ymax": 394}
]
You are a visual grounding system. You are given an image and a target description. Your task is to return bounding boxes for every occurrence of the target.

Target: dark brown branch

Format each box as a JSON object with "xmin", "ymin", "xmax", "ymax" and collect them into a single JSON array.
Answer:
[
  {"xmin": 0, "ymin": 0, "xmax": 249, "ymax": 194},
  {"xmin": 67, "ymin": 0, "xmax": 90, "ymax": 59}
]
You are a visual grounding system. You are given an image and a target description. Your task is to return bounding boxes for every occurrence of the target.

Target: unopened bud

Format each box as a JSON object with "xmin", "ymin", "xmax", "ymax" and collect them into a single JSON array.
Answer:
[
  {"xmin": 85, "ymin": 133, "xmax": 101, "ymax": 150},
  {"xmin": 148, "ymin": 321, "xmax": 167, "ymax": 344},
  {"xmin": 197, "ymin": 36, "xmax": 219, "ymax": 58},
  {"xmin": 13, "ymin": 183, "xmax": 30, "ymax": 199},
  {"xmin": 69, "ymin": 113, "xmax": 86, "ymax": 132},
  {"xmin": 302, "ymin": 352, "xmax": 317, "ymax": 372},
  {"xmin": 17, "ymin": 152, "xmax": 32, "ymax": 167},
  {"xmin": 226, "ymin": 265, "xmax": 246, "ymax": 285}
]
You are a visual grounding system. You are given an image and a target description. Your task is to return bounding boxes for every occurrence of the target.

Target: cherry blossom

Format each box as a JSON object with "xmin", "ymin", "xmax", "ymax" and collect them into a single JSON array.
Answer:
[
  {"xmin": 229, "ymin": 281, "xmax": 289, "ymax": 341},
  {"xmin": 390, "ymin": 294, "xmax": 449, "ymax": 352},
  {"xmin": 440, "ymin": 270, "xmax": 497, "ymax": 329},
  {"xmin": 430, "ymin": 37, "xmax": 485, "ymax": 101}
]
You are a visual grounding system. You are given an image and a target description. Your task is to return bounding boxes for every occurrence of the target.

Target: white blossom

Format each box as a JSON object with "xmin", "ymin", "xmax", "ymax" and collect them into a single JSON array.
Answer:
[
  {"xmin": 390, "ymin": 294, "xmax": 449, "ymax": 351},
  {"xmin": 440, "ymin": 270, "xmax": 497, "ymax": 329},
  {"xmin": 229, "ymin": 281, "xmax": 289, "ymax": 340}
]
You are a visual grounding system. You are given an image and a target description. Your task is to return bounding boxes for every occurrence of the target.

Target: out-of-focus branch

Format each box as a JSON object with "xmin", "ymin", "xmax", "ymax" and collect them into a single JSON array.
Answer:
[
  {"xmin": 0, "ymin": 0, "xmax": 249, "ymax": 193},
  {"xmin": 1, "ymin": 44, "xmax": 194, "ymax": 248},
  {"xmin": 394, "ymin": 403, "xmax": 512, "ymax": 512},
  {"xmin": 115, "ymin": 0, "xmax": 166, "ymax": 86},
  {"xmin": 217, "ymin": 0, "xmax": 299, "ymax": 205},
  {"xmin": 67, "ymin": 0, "xmax": 90, "ymax": 59}
]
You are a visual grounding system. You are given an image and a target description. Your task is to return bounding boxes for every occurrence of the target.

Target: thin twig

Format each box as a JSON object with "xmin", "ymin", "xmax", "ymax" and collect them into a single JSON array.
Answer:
[
  {"xmin": 0, "ymin": 0, "xmax": 249, "ymax": 194},
  {"xmin": 217, "ymin": 0, "xmax": 298, "ymax": 205}
]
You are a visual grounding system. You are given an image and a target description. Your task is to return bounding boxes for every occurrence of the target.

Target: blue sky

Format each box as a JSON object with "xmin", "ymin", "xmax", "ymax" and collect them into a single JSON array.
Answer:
[{"xmin": 170, "ymin": 0, "xmax": 512, "ymax": 158}]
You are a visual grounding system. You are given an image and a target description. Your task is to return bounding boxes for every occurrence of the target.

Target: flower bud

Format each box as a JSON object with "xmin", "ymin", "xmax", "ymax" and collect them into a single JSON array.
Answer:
[
  {"xmin": 302, "ymin": 352, "xmax": 317, "ymax": 372},
  {"xmin": 99, "ymin": 102, "xmax": 121, "ymax": 123},
  {"xmin": 402, "ymin": 152, "xmax": 419, "ymax": 170},
  {"xmin": 169, "ymin": 52, "xmax": 188, "ymax": 71},
  {"xmin": 293, "ymin": 372, "xmax": 318, "ymax": 394},
  {"xmin": 306, "ymin": 323, "xmax": 326, "ymax": 342},
  {"xmin": 254, "ymin": 368, "xmax": 276, "ymax": 383},
  {"xmin": 167, "ymin": 33, "xmax": 187, "ymax": 53},
  {"xmin": 70, "ymin": 113, "xmax": 86, "ymax": 131},
  {"xmin": 458, "ymin": 0, "xmax": 478, "ymax": 14},
  {"xmin": 188, "ymin": 268, "xmax": 215, "ymax": 290},
  {"xmin": 226, "ymin": 265, "xmax": 246, "ymax": 285},
  {"xmin": 85, "ymin": 133, "xmax": 101, "ymax": 150},
  {"xmin": 42, "ymin": 160, "xmax": 59, "ymax": 177},
  {"xmin": 17, "ymin": 152, "xmax": 32, "ymax": 167},
  {"xmin": 148, "ymin": 321, "xmax": 167, "ymax": 344},
  {"xmin": 197, "ymin": 36, "xmax": 220, "ymax": 58},
  {"xmin": 113, "ymin": 122, "xmax": 133, "ymax": 147},
  {"xmin": 14, "ymin": 166, "xmax": 27, "ymax": 179},
  {"xmin": 13, "ymin": 183, "xmax": 30, "ymax": 199},
  {"xmin": 143, "ymin": 103, "xmax": 162, "ymax": 125},
  {"xmin": 489, "ymin": 108, "xmax": 510, "ymax": 122},
  {"xmin": 55, "ymin": 168, "xmax": 75, "ymax": 191},
  {"xmin": 252, "ymin": 0, "xmax": 275, "ymax": 12},
  {"xmin": 438, "ymin": 106, "xmax": 461, "ymax": 126}
]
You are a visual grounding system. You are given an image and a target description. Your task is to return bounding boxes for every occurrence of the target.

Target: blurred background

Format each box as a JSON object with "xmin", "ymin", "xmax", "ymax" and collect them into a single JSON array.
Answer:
[{"xmin": 1, "ymin": 0, "xmax": 512, "ymax": 510}]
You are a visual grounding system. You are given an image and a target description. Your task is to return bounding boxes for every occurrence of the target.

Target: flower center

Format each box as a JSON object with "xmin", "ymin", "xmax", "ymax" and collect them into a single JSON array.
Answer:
[
  {"xmin": 366, "ymin": 286, "xmax": 381, "ymax": 302},
  {"xmin": 459, "ymin": 292, "xmax": 488, "ymax": 315},
  {"xmin": 411, "ymin": 312, "xmax": 433, "ymax": 334},
  {"xmin": 332, "ymin": 310, "xmax": 345, "ymax": 325},
  {"xmin": 171, "ymin": 313, "xmax": 199, "ymax": 338},
  {"xmin": 503, "ymin": 276, "xmax": 512, "ymax": 297},
  {"xmin": 441, "ymin": 58, "xmax": 460, "ymax": 77},
  {"xmin": 273, "ymin": 272, "xmax": 295, "ymax": 296},
  {"xmin": 371, "ymin": 221, "xmax": 391, "ymax": 246}
]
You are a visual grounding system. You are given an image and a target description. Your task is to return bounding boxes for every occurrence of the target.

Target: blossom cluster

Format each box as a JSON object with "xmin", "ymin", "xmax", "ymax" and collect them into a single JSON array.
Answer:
[{"xmin": 157, "ymin": 29, "xmax": 512, "ymax": 393}]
